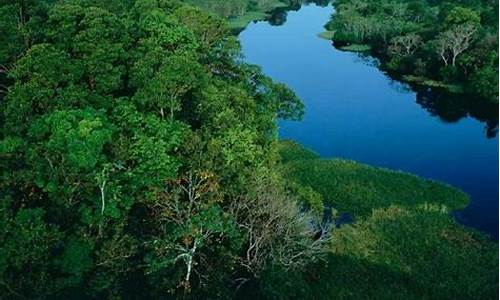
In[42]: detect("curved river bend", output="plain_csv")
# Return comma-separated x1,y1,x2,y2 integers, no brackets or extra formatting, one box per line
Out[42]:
239,3,499,239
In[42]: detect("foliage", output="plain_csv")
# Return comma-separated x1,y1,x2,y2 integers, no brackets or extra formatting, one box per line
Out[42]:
279,141,469,217
277,141,498,300
325,206,498,299
326,0,499,102
186,0,329,30
318,30,335,40
290,206,498,300
277,140,319,163
184,0,288,30
0,0,496,299
339,44,371,52
0,0,312,298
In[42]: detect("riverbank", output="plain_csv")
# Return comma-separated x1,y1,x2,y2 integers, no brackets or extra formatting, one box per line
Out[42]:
324,0,499,102
329,39,470,95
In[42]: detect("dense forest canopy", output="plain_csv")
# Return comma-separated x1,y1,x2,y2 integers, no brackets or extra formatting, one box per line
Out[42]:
0,0,328,298
326,0,499,101
0,0,498,299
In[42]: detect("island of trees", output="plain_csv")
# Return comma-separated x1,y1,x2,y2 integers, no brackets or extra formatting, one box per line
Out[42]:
0,0,497,299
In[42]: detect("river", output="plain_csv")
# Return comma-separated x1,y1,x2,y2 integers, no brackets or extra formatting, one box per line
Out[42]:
239,3,499,239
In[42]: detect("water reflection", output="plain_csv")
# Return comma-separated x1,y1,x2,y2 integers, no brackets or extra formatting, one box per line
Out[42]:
331,49,499,138
416,89,499,138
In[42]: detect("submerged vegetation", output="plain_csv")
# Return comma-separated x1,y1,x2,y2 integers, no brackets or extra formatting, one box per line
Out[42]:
0,0,497,299
326,0,499,101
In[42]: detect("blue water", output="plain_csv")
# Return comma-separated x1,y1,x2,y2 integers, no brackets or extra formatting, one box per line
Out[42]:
239,3,499,239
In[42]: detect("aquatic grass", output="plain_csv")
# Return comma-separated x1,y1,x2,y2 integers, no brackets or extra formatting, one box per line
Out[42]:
277,140,319,163
318,31,335,40
279,141,470,217
324,206,499,300
339,44,372,52
403,75,464,94
299,207,499,300
276,140,497,300
287,158,469,216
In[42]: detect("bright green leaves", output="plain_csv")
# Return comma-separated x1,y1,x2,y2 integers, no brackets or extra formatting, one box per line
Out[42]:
173,5,232,52
445,7,481,27
21,109,114,213
265,80,304,121
44,4,84,46
220,127,264,169
156,54,205,117
28,109,113,172
131,6,206,120
173,5,240,78
135,9,199,57
129,129,182,188
133,53,205,118
199,82,257,130
112,103,185,189
132,10,197,73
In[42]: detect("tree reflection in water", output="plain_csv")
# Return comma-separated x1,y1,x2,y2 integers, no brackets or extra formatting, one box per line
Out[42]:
416,88,498,139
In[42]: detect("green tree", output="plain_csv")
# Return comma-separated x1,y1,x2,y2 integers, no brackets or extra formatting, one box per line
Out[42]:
445,6,481,27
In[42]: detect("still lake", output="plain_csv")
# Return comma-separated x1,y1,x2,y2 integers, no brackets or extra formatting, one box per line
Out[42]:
239,3,499,239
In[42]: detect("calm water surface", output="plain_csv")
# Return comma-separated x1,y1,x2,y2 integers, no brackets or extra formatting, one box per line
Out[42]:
239,3,499,239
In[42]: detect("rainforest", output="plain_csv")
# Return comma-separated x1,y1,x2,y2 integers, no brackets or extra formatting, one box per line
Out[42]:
0,0,498,299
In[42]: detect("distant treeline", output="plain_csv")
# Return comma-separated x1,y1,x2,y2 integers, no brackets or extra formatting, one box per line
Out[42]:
184,0,282,18
184,0,329,29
